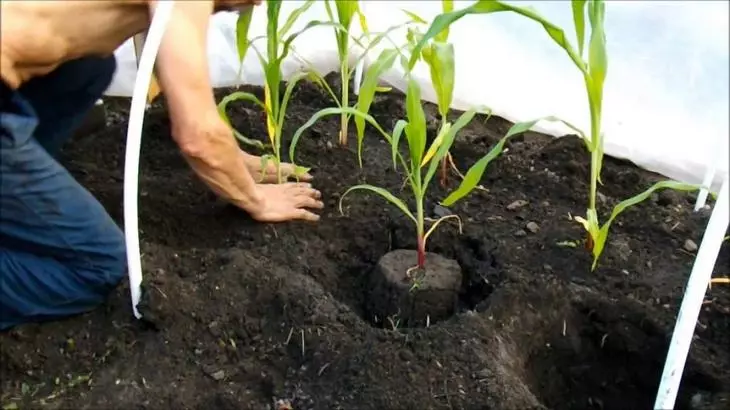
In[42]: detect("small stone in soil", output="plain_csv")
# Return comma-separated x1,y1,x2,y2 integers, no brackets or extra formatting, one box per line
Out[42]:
526,222,540,233
506,199,528,211
683,239,698,252
514,230,527,237
433,204,452,218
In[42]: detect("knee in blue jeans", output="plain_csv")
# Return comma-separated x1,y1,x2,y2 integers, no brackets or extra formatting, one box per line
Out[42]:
81,226,128,290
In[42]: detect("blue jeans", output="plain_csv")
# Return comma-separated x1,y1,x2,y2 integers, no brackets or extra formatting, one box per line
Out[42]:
1,56,127,330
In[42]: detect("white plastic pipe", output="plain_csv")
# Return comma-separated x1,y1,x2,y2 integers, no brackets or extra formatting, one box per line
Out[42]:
654,174,729,409
694,163,717,211
123,0,175,319
354,58,364,95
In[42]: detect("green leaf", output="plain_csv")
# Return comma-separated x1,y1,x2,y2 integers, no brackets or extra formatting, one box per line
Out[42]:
334,0,358,54
571,0,587,57
290,107,397,167
408,0,586,75
422,42,455,119
404,77,427,172
587,0,607,127
354,48,398,143
266,0,282,62
436,0,454,42
218,91,267,113
278,20,346,66
590,180,704,270
424,108,477,191
278,0,315,37
236,7,254,63
401,9,429,25
349,23,411,75
441,117,538,206
258,154,276,183
293,165,311,181
391,119,408,169
339,184,417,224
276,71,311,150
232,130,266,150
217,92,269,147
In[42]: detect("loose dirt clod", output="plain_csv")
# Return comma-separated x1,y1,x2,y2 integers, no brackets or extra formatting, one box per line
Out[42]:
367,249,462,328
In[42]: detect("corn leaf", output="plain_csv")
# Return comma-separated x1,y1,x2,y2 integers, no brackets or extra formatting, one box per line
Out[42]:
401,9,429,25
279,20,345,65
590,180,704,270
392,119,408,169
276,71,311,152
339,185,417,224
266,0,281,61
232,130,266,150
217,91,268,116
354,48,398,143
440,117,538,206
290,107,401,167
258,154,276,183
435,0,454,42
349,23,412,77
278,0,315,37
356,7,369,34
423,108,477,191
571,0,587,57
408,0,586,75
421,122,451,167
404,77,428,172
236,7,254,63
422,42,455,119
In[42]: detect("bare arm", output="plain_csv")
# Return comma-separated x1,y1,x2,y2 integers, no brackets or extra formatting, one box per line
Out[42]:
147,0,264,210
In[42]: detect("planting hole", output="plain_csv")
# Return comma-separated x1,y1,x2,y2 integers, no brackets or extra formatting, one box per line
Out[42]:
525,300,723,410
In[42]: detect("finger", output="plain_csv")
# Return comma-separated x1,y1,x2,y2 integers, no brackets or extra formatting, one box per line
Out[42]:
287,182,313,190
294,208,320,222
296,196,324,209
293,186,321,198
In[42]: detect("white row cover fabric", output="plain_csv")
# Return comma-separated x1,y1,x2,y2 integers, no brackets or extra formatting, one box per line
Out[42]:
105,0,729,191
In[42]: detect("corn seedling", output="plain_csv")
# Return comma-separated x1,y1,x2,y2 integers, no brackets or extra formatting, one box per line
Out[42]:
292,76,533,273
401,1,463,188
341,77,478,271
217,0,338,183
322,0,366,146
407,0,707,269
305,1,426,148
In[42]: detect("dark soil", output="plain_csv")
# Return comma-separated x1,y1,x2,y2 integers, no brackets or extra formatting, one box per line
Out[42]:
2,73,729,410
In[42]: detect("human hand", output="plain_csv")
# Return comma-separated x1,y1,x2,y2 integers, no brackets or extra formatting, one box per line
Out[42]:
244,153,313,184
244,182,324,222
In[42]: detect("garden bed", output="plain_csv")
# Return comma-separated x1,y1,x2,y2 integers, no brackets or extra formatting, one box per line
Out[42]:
2,75,729,410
